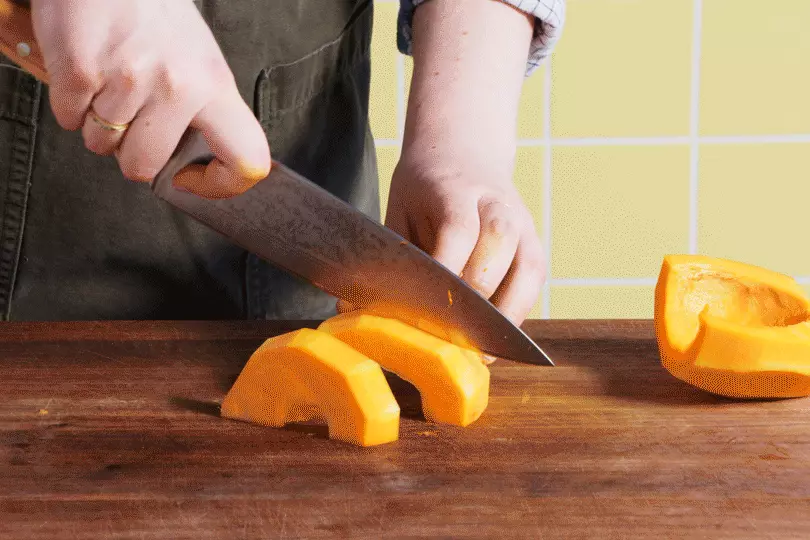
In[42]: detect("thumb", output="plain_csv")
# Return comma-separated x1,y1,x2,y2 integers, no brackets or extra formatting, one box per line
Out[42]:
175,84,270,199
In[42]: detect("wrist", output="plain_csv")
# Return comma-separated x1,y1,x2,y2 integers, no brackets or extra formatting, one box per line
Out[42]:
403,0,531,163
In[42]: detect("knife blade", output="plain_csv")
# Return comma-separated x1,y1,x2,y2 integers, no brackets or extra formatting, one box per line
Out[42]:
0,0,553,365
152,130,553,366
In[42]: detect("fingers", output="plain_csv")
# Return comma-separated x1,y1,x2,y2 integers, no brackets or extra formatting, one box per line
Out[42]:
82,84,146,157
431,194,543,325
31,0,103,130
48,56,102,131
459,198,520,299
431,202,480,275
489,228,546,325
81,44,157,156
113,66,203,182
30,0,270,198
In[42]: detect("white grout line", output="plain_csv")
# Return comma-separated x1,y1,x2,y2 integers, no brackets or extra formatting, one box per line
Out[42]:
374,138,401,147
511,134,810,147
550,278,658,287
689,0,703,254
550,277,810,286
698,134,810,144
542,65,553,319
538,137,690,146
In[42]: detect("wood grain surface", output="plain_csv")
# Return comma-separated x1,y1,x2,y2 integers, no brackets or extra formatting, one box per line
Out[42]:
0,319,808,539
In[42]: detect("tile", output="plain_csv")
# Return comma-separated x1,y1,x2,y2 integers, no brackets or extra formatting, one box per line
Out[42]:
518,66,545,140
700,0,810,135
369,2,399,139
550,0,693,138
513,146,547,321
526,290,545,320
513,146,545,239
698,143,810,275
551,145,690,278
375,145,401,223
550,285,655,319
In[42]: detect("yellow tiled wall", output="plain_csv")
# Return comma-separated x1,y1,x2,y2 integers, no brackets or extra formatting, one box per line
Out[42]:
369,0,810,319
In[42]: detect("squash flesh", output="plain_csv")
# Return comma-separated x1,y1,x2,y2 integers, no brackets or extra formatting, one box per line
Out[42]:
221,328,400,446
655,254,810,398
318,311,490,427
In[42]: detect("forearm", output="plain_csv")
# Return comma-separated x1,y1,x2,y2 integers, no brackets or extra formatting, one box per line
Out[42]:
402,0,534,163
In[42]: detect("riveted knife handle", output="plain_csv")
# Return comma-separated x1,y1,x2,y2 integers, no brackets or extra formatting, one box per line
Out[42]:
0,0,48,82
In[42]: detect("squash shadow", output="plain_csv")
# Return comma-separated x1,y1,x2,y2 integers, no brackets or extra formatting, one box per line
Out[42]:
169,395,332,439
169,396,222,417
383,371,426,421
544,337,736,406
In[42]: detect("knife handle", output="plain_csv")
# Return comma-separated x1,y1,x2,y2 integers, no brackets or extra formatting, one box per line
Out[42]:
0,0,48,82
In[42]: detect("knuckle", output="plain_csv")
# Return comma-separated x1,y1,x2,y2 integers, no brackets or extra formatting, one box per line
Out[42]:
112,59,145,92
444,210,479,235
480,199,520,239
484,214,518,239
157,64,191,101
64,56,101,91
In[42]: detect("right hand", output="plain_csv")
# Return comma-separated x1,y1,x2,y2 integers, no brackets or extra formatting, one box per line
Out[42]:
30,0,271,198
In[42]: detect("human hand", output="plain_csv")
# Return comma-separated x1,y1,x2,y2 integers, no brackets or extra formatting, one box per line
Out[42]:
30,0,270,198
382,149,546,329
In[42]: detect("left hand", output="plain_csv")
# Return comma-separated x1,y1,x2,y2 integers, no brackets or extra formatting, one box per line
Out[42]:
380,150,546,328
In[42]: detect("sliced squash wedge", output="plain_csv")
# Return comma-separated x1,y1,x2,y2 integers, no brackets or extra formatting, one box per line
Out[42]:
654,254,810,398
318,310,491,426
338,302,493,365
220,328,400,446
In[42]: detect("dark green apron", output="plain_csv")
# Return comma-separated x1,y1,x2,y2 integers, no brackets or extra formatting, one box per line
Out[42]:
0,0,379,321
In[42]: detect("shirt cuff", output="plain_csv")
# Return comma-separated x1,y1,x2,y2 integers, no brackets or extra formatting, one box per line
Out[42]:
397,0,566,77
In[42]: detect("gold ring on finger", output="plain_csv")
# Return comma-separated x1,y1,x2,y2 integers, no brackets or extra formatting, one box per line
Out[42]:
88,107,130,132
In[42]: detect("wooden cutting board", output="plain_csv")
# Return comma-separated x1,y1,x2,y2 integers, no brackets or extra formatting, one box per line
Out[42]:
0,319,808,539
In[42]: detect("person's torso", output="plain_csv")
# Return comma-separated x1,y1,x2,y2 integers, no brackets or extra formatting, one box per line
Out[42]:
0,0,379,321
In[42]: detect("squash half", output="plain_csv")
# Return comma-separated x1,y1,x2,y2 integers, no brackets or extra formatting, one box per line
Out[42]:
220,328,400,446
654,254,810,398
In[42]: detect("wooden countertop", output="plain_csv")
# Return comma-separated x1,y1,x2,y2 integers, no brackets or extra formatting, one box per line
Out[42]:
1,319,808,539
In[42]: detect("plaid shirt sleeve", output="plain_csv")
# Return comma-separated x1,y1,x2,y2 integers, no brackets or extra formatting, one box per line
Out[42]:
397,0,566,76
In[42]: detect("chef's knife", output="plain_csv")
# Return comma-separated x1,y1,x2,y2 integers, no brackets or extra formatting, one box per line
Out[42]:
0,0,553,366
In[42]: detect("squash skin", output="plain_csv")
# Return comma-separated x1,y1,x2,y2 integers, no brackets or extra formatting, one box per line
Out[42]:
654,254,810,398
318,311,491,427
220,328,400,446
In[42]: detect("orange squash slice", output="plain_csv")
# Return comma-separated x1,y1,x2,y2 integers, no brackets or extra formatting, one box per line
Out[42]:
318,310,491,426
654,254,810,398
337,301,494,364
220,328,400,446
